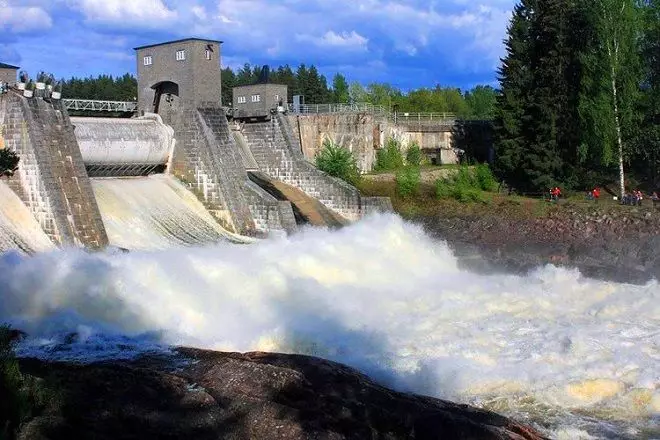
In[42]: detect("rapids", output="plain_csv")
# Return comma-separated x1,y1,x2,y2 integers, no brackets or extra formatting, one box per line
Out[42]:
0,214,658,439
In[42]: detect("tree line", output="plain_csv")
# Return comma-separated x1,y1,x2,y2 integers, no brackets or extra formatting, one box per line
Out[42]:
60,67,497,120
493,0,660,194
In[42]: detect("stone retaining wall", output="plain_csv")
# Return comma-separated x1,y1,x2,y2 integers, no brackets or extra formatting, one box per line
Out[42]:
0,92,108,248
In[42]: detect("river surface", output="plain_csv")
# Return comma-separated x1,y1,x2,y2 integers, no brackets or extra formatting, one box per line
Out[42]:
0,214,658,439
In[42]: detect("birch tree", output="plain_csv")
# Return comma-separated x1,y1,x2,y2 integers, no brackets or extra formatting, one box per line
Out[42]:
582,0,642,197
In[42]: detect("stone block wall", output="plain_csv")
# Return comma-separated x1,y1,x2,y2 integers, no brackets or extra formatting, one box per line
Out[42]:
169,105,294,236
241,112,387,221
0,92,108,248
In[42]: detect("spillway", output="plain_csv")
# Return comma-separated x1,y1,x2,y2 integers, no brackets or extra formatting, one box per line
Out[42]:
0,181,54,254
91,174,254,250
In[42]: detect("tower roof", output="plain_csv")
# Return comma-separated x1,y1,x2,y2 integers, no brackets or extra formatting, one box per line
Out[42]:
134,38,223,51
0,62,19,69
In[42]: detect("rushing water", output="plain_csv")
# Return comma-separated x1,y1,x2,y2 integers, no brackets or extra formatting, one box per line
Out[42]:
0,214,658,439
0,181,54,254
91,174,254,249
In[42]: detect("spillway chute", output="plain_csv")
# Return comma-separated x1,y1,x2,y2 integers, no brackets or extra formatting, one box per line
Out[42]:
92,174,256,250
0,181,55,254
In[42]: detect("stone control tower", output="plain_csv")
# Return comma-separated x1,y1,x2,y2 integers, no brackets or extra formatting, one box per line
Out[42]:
134,38,222,121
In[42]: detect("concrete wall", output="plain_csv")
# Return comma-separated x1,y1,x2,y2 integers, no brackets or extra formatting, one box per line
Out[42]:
0,68,17,85
135,39,222,114
241,112,390,221
290,113,460,172
0,92,108,248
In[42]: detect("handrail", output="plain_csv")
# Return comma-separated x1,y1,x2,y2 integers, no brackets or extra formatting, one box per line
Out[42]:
63,99,137,112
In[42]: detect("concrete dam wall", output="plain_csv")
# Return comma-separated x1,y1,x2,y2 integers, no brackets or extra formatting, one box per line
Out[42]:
0,93,390,254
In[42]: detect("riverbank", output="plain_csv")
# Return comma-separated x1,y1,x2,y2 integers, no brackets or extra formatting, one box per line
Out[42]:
358,179,660,283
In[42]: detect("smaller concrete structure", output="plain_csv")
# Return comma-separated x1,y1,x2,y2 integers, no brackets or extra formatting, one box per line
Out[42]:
0,62,19,85
232,84,287,119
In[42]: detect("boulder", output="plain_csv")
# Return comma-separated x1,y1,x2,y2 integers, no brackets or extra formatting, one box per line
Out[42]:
18,348,547,439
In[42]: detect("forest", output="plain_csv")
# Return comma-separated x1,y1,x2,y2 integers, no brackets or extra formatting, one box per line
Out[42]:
493,0,660,193
60,68,497,120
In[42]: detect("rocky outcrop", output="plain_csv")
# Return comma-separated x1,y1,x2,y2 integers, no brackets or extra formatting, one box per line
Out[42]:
416,207,660,283
17,348,546,440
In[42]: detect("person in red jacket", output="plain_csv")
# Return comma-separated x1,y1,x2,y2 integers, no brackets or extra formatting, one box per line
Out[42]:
592,187,600,202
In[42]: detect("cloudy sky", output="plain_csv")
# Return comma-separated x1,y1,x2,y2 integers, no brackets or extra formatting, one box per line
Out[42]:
0,0,515,91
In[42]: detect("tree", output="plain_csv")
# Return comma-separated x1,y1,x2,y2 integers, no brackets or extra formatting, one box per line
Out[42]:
221,67,236,106
493,0,537,190
465,85,497,119
348,81,369,103
0,149,19,177
581,0,642,197
331,73,350,103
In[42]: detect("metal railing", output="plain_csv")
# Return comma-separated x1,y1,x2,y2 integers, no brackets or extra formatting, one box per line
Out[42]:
63,99,137,112
287,102,457,122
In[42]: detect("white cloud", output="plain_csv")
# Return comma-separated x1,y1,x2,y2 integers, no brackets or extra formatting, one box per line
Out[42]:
66,0,176,25
0,1,52,32
296,31,368,50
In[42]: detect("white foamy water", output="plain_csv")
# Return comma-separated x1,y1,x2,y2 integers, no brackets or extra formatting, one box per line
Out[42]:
0,214,658,438
0,181,54,254
91,174,254,249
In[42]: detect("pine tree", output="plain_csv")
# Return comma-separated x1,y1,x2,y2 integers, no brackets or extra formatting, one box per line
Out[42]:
493,0,537,190
332,73,350,103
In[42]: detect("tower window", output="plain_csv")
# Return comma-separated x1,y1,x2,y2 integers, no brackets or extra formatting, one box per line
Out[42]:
237,96,246,104
176,50,186,61
205,49,212,60
251,94,261,103
143,56,153,66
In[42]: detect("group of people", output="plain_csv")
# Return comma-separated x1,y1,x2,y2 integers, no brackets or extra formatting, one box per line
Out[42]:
550,186,659,207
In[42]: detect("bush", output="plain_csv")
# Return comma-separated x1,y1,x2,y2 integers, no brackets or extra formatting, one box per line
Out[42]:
375,138,404,171
315,139,361,185
396,166,421,198
434,163,496,203
0,325,51,440
405,142,422,166
0,149,19,177
474,163,497,191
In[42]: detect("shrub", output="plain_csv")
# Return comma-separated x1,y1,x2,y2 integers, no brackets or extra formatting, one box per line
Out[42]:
396,166,421,198
0,149,19,177
1,325,51,440
405,142,422,167
315,139,361,185
474,163,497,191
375,138,404,171
434,163,496,203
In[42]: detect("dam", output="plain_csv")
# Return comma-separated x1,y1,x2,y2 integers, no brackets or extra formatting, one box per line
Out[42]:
0,38,390,253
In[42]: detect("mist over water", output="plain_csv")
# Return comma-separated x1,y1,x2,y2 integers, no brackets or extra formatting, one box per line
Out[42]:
0,214,658,439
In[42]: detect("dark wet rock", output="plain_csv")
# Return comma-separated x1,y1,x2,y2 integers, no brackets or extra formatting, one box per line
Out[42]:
414,209,660,283
17,348,547,440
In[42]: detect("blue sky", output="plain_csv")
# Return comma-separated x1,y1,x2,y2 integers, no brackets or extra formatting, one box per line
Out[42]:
0,0,515,91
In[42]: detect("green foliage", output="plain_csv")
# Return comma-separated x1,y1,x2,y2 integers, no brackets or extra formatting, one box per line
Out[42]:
375,138,404,171
474,163,497,191
405,142,422,166
435,164,497,202
61,73,137,101
332,74,350,103
0,149,19,177
0,325,52,440
395,166,421,198
315,140,361,185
